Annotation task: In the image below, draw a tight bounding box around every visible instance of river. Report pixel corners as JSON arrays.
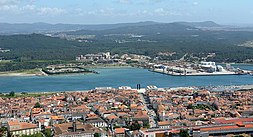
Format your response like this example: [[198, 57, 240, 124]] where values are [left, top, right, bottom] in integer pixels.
[[0, 64, 252, 92]]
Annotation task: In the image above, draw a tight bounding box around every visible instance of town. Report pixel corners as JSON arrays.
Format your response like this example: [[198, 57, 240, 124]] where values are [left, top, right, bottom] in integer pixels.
[[1, 86, 253, 137], [75, 52, 151, 67], [76, 52, 252, 76]]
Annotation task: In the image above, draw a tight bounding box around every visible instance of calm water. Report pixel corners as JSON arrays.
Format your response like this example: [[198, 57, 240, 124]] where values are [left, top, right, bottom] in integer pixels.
[[0, 64, 252, 92]]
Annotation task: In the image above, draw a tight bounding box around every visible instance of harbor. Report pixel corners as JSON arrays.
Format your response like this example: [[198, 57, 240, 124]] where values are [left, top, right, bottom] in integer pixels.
[[0, 66, 253, 92], [151, 61, 252, 76]]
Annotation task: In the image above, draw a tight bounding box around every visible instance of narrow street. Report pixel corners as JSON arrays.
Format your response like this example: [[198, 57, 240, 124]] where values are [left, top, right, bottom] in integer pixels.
[[139, 93, 157, 128]]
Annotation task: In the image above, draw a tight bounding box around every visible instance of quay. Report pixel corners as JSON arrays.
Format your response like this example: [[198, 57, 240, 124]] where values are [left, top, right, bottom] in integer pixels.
[[151, 61, 251, 76], [151, 68, 239, 76]]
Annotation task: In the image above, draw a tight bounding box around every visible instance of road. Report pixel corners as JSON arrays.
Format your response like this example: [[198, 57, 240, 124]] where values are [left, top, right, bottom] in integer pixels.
[[139, 93, 157, 128]]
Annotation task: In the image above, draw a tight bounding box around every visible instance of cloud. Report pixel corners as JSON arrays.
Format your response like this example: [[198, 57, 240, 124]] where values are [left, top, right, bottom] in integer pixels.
[[118, 0, 131, 4], [193, 2, 198, 5], [154, 8, 169, 16], [37, 7, 66, 15], [88, 8, 115, 16], [149, 0, 164, 3], [153, 8, 182, 16], [0, 0, 66, 16], [0, 0, 19, 6], [0, 0, 19, 11], [116, 0, 165, 4], [86, 8, 127, 16], [21, 4, 35, 11]]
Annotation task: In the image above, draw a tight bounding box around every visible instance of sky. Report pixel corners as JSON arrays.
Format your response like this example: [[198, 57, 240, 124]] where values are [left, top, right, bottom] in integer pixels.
[[0, 0, 253, 25]]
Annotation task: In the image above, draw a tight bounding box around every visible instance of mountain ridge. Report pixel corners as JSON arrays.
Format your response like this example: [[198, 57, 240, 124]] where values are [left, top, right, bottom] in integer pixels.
[[0, 21, 222, 35]]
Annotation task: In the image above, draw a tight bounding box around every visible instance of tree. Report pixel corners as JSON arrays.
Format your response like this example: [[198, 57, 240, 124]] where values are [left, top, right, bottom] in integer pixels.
[[9, 91, 15, 97], [21, 92, 28, 95], [179, 129, 190, 137], [21, 133, 43, 137], [129, 121, 141, 131], [0, 127, 7, 132], [43, 129, 52, 137], [84, 96, 89, 102], [143, 123, 150, 128], [34, 102, 42, 108], [94, 133, 101, 137]]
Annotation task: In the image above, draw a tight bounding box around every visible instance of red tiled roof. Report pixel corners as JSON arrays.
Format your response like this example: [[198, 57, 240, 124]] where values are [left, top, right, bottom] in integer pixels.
[[214, 118, 253, 124], [200, 123, 253, 132], [115, 128, 125, 134]]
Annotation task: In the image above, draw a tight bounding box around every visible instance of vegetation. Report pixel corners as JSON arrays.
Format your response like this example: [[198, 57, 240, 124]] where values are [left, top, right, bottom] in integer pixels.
[[0, 60, 74, 72], [0, 92, 54, 98], [21, 92, 28, 95], [21, 133, 43, 137], [34, 102, 42, 108], [84, 96, 89, 102], [0, 91, 17, 98], [128, 121, 141, 130], [179, 129, 190, 137], [43, 129, 52, 137], [187, 104, 216, 111], [143, 123, 150, 128], [8, 91, 15, 97], [0, 127, 7, 132], [94, 133, 101, 137], [2, 23, 253, 71], [0, 127, 7, 137]]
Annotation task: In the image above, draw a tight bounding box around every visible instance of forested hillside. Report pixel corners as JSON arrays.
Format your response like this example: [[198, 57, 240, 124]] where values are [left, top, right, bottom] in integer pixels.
[[1, 22, 253, 63]]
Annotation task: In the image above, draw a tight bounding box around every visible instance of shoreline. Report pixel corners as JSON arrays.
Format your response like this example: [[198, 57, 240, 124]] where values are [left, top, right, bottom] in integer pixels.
[[0, 72, 40, 77], [85, 64, 132, 69], [0, 63, 252, 77], [1, 84, 253, 94], [0, 65, 132, 77], [151, 69, 241, 76], [0, 68, 46, 77]]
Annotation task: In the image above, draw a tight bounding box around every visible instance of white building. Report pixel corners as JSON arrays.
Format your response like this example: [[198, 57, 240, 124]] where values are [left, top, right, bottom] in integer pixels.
[[7, 120, 40, 136], [200, 62, 216, 69], [76, 52, 111, 62]]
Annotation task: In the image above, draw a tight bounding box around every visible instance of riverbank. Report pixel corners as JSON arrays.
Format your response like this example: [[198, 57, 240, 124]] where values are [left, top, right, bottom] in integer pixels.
[[1, 84, 253, 96], [0, 91, 56, 98], [0, 64, 132, 76], [151, 68, 240, 76], [0, 68, 45, 77], [0, 66, 252, 92], [85, 64, 132, 69]]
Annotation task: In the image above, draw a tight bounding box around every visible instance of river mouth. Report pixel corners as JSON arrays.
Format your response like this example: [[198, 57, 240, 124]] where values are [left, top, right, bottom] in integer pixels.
[[0, 65, 252, 93]]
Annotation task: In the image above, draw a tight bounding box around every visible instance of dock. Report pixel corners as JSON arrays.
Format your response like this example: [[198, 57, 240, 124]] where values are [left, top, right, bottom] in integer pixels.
[[151, 62, 251, 76], [151, 68, 239, 76]]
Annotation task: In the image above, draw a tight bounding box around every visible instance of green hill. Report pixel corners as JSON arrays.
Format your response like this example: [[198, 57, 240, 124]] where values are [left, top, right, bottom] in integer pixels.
[[1, 22, 253, 64]]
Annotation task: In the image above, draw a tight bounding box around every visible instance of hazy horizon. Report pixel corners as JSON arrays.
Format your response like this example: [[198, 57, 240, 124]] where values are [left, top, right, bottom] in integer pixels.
[[1, 21, 253, 27], [0, 0, 253, 25]]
